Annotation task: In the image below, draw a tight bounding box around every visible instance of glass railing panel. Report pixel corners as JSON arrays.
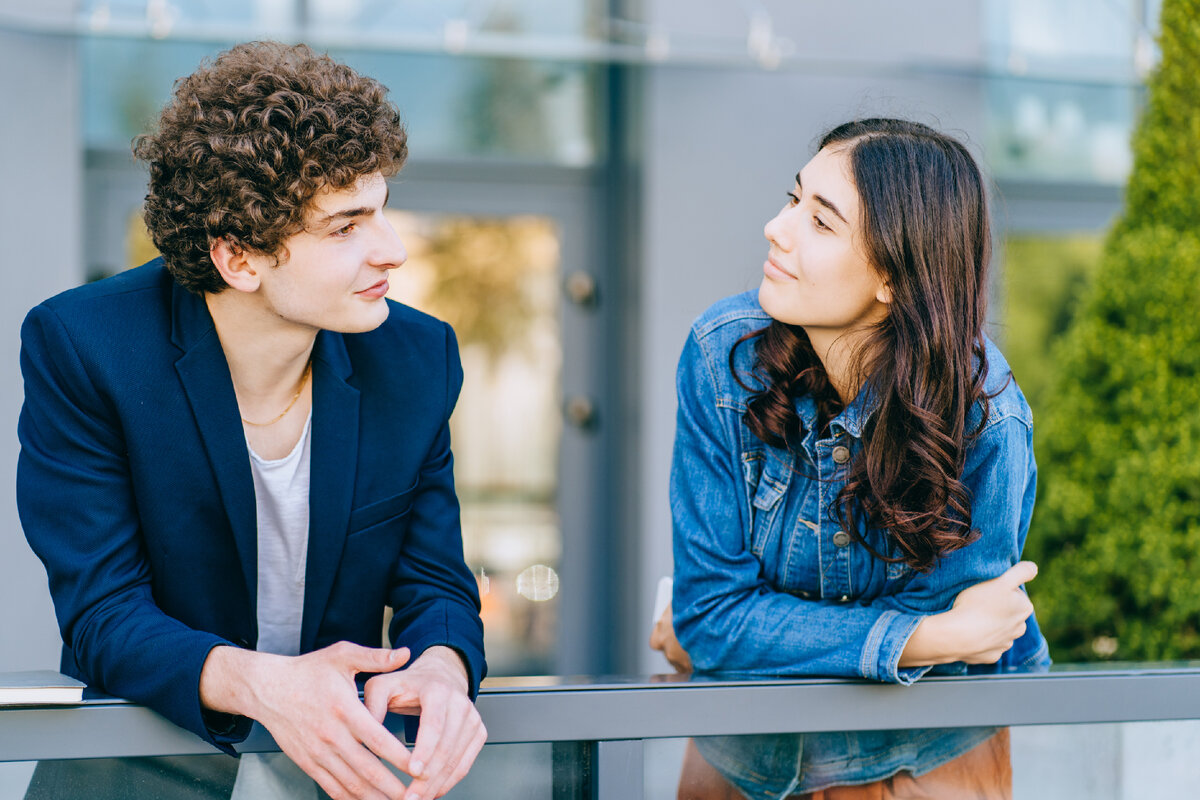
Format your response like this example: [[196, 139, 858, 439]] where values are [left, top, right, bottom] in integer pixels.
[[1, 742, 559, 799], [647, 720, 1200, 799], [9, 754, 238, 799]]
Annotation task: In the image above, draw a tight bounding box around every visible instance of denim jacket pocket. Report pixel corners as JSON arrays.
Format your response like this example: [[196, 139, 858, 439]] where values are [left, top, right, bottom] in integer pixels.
[[744, 449, 793, 560]]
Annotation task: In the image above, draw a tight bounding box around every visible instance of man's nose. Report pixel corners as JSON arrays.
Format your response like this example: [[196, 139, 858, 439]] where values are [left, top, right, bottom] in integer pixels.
[[372, 218, 407, 268]]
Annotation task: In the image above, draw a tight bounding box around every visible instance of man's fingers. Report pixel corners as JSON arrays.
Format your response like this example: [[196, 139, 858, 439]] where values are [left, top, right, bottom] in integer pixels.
[[296, 725, 404, 800], [363, 680, 390, 724], [406, 697, 445, 781], [327, 641, 411, 674], [435, 725, 488, 798], [329, 732, 409, 800], [346, 700, 413, 775], [414, 698, 475, 799]]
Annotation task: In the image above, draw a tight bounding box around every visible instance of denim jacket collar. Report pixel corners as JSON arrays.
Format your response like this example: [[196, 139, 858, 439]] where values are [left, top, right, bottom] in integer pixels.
[[795, 381, 877, 445]]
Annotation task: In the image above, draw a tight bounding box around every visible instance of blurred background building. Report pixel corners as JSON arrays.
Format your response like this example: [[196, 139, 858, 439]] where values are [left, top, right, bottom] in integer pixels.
[[0, 0, 1160, 678]]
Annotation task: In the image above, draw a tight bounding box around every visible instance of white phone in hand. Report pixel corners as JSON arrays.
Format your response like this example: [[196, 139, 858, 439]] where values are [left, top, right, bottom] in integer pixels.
[[652, 576, 673, 624]]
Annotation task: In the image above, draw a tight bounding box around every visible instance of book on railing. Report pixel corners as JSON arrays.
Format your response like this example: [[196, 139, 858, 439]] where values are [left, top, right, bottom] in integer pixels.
[[0, 670, 86, 705]]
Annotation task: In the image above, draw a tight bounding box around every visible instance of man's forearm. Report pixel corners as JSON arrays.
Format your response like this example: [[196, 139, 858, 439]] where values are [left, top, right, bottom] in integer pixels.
[[198, 644, 277, 718]]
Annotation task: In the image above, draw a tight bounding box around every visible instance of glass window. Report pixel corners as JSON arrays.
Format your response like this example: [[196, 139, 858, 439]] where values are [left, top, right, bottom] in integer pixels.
[[81, 37, 602, 166], [984, 78, 1139, 184], [77, 0, 605, 38], [384, 210, 563, 677], [982, 0, 1159, 184]]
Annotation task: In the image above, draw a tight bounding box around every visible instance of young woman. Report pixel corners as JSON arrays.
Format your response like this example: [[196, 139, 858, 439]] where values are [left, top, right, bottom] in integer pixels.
[[655, 118, 1049, 799]]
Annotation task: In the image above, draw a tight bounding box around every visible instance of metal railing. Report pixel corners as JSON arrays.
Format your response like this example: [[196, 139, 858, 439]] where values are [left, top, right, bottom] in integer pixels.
[[4, 664, 1200, 798]]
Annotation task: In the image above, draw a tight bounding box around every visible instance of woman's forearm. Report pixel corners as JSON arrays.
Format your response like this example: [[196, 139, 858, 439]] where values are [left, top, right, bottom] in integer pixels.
[[898, 562, 1038, 667], [898, 613, 956, 667]]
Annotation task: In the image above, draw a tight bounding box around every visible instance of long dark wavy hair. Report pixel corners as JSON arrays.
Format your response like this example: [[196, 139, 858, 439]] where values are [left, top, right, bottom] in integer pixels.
[[735, 118, 995, 573]]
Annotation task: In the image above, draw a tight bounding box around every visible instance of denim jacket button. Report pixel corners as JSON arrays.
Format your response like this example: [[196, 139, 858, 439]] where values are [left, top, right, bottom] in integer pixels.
[[832, 530, 851, 547], [831, 445, 851, 464]]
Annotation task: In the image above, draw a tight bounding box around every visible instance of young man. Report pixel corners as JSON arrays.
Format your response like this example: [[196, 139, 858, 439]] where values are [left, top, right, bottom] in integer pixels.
[[17, 42, 485, 800]]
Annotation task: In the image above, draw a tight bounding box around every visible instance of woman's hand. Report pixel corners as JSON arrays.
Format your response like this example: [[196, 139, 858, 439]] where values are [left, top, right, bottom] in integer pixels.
[[649, 604, 693, 673], [899, 561, 1037, 667]]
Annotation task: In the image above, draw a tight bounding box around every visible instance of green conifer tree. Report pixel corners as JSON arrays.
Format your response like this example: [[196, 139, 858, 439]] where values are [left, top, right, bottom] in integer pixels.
[[1026, 0, 1200, 661]]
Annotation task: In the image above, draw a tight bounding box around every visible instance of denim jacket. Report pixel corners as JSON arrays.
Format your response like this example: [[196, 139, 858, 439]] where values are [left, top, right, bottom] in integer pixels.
[[671, 292, 1049, 797]]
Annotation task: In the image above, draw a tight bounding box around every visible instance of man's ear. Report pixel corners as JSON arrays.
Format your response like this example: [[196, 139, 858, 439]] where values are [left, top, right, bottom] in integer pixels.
[[209, 236, 261, 293]]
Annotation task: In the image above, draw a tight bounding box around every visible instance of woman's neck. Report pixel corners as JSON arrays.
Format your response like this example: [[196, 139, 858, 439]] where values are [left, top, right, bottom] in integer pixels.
[[806, 326, 875, 405]]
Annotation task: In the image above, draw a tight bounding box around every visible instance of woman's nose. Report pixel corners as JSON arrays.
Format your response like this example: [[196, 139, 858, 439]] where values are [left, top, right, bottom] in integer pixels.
[[764, 209, 789, 250]]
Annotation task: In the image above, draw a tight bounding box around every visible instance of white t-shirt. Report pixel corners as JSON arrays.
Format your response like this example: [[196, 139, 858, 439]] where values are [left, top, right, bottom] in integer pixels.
[[246, 411, 313, 657], [234, 412, 317, 799]]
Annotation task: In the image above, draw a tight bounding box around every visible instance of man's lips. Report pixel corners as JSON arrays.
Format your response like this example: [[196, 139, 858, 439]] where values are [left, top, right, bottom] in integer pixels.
[[357, 278, 389, 299]]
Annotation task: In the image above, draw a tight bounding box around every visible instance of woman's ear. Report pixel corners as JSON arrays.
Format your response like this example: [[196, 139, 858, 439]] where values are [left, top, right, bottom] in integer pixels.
[[209, 236, 262, 293], [875, 279, 893, 305]]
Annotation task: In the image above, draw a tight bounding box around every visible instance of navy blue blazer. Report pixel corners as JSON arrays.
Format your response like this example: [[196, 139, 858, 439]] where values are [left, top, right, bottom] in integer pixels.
[[17, 261, 486, 752]]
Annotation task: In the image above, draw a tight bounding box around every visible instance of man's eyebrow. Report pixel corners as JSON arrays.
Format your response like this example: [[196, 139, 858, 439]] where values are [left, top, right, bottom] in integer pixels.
[[312, 186, 390, 228], [795, 171, 847, 225]]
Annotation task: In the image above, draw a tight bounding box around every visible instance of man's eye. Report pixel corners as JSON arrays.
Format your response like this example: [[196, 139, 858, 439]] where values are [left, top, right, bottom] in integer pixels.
[[334, 222, 356, 237]]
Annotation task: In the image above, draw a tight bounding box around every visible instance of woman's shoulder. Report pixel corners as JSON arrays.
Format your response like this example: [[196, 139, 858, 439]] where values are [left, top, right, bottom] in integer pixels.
[[680, 291, 771, 394], [690, 290, 772, 342], [971, 335, 1033, 433]]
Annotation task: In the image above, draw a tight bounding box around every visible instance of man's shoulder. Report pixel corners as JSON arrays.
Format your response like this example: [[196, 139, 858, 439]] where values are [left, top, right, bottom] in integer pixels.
[[37, 261, 171, 314], [29, 261, 173, 337]]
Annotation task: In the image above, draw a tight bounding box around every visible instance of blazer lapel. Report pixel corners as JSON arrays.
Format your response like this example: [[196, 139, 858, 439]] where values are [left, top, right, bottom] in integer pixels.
[[170, 284, 259, 613], [301, 330, 360, 652]]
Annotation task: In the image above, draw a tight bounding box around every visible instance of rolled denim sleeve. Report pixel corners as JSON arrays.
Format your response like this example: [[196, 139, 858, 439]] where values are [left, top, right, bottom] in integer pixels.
[[671, 329, 1035, 684]]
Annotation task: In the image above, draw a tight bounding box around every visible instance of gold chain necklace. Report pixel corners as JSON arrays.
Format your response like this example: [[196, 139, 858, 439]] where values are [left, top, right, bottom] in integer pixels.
[[240, 360, 312, 427]]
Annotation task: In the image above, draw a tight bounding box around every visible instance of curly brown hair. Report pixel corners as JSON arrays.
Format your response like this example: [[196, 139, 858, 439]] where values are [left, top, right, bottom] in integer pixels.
[[733, 118, 997, 573], [133, 41, 408, 294]]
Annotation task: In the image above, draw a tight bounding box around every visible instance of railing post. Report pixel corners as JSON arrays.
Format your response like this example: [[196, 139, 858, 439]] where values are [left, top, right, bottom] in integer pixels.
[[552, 740, 591, 800], [592, 739, 644, 800]]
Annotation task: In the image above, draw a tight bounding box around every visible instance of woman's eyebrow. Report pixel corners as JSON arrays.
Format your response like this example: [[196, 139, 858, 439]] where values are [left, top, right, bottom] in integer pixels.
[[795, 171, 848, 225]]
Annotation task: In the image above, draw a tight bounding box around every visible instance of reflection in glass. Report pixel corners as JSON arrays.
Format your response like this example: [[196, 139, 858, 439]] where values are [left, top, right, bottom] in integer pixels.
[[384, 210, 563, 676], [985, 77, 1138, 184], [980, 0, 1158, 185]]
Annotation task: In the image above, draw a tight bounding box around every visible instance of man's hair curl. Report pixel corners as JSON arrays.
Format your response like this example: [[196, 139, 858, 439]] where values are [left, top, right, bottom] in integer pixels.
[[133, 41, 408, 294]]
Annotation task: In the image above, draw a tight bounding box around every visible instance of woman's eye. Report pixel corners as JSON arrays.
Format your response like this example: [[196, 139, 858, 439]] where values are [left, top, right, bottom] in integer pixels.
[[785, 192, 799, 207], [813, 215, 830, 231]]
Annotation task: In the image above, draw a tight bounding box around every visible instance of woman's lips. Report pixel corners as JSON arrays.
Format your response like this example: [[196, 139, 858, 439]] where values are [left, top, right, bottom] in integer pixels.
[[357, 279, 389, 299], [763, 257, 796, 280]]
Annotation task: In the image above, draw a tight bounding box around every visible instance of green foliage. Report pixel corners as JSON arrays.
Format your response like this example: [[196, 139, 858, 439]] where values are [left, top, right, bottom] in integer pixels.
[[1026, 0, 1200, 662], [1001, 235, 1103, 415]]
